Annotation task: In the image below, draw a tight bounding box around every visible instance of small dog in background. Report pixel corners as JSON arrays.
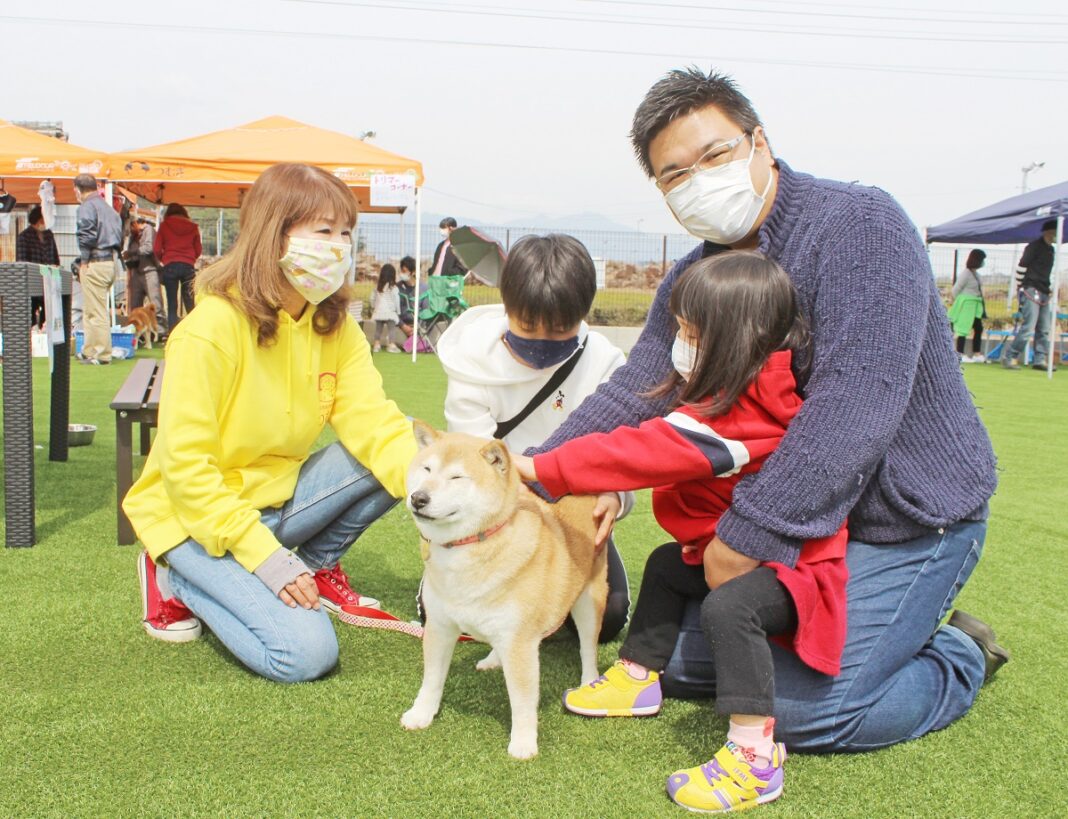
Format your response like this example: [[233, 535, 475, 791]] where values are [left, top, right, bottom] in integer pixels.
[[401, 421, 607, 760], [120, 304, 160, 349]]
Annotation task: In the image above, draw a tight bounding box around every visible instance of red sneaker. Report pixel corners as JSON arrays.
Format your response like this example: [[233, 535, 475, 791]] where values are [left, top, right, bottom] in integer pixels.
[[137, 551, 202, 643], [313, 563, 381, 612]]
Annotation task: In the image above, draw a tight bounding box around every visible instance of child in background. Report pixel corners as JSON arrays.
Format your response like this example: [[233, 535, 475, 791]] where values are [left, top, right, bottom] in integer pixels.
[[514, 251, 849, 814], [371, 263, 401, 353], [435, 233, 631, 641], [397, 256, 417, 339]]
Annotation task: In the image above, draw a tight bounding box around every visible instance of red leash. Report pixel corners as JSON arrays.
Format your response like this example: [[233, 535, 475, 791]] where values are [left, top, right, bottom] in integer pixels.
[[336, 605, 475, 642]]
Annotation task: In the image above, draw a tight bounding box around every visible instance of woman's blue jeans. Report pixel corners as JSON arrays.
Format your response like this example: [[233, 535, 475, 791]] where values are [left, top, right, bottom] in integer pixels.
[[165, 443, 398, 683], [662, 520, 988, 752]]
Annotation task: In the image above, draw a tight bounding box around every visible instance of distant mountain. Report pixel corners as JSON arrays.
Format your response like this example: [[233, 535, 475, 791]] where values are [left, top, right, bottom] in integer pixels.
[[498, 212, 635, 232]]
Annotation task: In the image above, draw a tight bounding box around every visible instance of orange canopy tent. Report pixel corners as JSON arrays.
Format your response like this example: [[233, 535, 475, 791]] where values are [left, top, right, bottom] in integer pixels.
[[107, 115, 424, 212], [0, 118, 109, 205]]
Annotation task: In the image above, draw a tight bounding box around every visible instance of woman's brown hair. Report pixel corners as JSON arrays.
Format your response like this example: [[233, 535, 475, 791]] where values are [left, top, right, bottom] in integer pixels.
[[651, 250, 810, 417], [196, 163, 357, 347]]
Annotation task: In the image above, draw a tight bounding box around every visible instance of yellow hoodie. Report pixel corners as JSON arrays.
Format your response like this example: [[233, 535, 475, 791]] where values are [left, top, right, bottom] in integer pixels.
[[123, 295, 416, 572]]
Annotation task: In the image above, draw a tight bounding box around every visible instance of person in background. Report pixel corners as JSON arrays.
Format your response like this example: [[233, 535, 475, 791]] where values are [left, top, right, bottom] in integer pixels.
[[73, 173, 123, 365], [1002, 219, 1056, 371], [16, 204, 60, 328], [948, 249, 986, 364], [428, 216, 467, 277], [397, 255, 417, 339], [370, 262, 401, 353], [126, 219, 167, 335], [154, 203, 202, 330]]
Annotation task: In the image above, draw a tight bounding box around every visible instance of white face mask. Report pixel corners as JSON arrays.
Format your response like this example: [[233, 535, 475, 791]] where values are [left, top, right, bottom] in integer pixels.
[[671, 334, 698, 380], [664, 140, 772, 246], [278, 236, 352, 305], [440, 229, 449, 239]]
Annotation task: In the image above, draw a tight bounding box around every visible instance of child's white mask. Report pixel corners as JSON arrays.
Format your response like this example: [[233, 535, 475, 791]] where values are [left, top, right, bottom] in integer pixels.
[[671, 334, 698, 380], [279, 237, 352, 305]]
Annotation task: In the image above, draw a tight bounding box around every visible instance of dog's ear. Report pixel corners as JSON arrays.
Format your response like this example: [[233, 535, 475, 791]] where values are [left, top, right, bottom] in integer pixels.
[[412, 419, 441, 450], [479, 440, 511, 477]]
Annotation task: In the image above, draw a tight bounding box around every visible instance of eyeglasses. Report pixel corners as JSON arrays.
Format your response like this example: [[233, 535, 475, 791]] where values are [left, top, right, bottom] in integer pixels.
[[655, 133, 750, 192]]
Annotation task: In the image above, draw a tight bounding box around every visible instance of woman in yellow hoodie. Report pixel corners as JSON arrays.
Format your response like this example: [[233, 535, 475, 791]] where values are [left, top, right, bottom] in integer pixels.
[[125, 163, 417, 682]]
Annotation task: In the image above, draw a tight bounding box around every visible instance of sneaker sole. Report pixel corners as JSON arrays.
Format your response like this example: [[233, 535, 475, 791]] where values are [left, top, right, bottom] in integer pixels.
[[667, 781, 783, 814], [562, 694, 661, 718], [320, 597, 381, 614], [137, 552, 202, 643]]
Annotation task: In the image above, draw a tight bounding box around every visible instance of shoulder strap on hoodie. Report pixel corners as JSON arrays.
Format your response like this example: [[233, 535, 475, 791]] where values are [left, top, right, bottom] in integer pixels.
[[494, 342, 586, 440]]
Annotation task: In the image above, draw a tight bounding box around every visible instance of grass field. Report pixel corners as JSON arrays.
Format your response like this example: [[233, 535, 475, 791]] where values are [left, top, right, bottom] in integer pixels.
[[0, 352, 1065, 818]]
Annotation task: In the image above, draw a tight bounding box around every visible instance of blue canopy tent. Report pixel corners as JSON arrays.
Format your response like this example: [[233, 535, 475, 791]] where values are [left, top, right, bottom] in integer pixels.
[[927, 181, 1066, 377]]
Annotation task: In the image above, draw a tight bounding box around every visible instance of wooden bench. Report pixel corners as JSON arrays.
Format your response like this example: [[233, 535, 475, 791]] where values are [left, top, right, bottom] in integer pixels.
[[110, 359, 165, 545]]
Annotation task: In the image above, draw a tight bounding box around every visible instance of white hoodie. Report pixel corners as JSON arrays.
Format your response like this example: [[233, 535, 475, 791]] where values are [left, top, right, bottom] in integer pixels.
[[437, 304, 626, 454]]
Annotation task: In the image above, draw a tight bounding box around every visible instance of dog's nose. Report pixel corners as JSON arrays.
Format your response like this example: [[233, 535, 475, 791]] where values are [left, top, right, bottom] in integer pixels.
[[410, 490, 430, 510]]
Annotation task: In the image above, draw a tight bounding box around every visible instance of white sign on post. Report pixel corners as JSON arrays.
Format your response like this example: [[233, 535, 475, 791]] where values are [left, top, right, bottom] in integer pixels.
[[370, 173, 416, 208]]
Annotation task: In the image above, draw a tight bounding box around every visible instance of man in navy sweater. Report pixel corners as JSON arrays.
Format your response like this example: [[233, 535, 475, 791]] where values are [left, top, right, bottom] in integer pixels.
[[532, 68, 1005, 753]]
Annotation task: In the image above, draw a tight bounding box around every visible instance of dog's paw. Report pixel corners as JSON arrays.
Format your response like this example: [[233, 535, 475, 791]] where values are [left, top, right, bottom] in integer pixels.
[[507, 737, 539, 760], [401, 706, 436, 731], [475, 650, 501, 672]]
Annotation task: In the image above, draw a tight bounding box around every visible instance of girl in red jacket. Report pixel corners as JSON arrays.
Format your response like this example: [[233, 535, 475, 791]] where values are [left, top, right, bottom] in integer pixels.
[[515, 251, 848, 814]]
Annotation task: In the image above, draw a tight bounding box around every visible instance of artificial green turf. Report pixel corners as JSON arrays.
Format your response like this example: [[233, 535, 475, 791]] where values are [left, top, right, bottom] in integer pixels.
[[0, 352, 1065, 817]]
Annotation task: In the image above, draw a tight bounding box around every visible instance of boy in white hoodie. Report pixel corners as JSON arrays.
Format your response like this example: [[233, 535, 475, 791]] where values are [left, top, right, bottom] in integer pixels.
[[436, 234, 631, 640]]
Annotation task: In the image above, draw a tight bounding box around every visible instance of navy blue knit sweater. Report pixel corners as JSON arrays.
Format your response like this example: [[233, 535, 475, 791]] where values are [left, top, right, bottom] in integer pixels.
[[533, 160, 997, 567]]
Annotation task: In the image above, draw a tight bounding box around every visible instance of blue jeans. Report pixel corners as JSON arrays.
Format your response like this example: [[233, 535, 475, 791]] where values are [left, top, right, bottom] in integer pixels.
[[1007, 287, 1051, 364], [165, 443, 398, 683], [662, 520, 987, 752]]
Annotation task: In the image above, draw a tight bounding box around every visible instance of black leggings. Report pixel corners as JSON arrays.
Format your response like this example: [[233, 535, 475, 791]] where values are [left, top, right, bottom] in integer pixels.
[[162, 262, 196, 331], [619, 543, 796, 716], [955, 318, 983, 355]]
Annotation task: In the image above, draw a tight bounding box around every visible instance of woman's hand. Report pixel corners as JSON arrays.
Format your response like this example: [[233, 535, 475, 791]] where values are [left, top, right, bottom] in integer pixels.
[[592, 493, 621, 552], [512, 454, 537, 483], [703, 536, 760, 590], [279, 573, 321, 609]]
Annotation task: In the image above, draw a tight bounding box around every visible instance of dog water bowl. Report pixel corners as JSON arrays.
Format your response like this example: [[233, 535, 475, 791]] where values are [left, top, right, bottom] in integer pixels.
[[68, 424, 97, 446]]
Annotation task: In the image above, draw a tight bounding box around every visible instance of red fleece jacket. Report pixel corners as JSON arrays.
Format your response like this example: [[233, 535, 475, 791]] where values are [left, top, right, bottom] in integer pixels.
[[154, 215, 202, 267], [534, 350, 849, 676]]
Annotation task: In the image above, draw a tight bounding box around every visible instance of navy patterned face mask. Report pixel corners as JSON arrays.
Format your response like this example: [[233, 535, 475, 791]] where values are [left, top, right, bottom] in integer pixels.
[[504, 331, 580, 369]]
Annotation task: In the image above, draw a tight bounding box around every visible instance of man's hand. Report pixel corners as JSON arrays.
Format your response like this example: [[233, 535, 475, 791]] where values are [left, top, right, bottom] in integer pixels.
[[77, 262, 88, 277], [512, 453, 536, 483], [279, 573, 320, 610], [592, 493, 621, 553], [703, 536, 759, 590]]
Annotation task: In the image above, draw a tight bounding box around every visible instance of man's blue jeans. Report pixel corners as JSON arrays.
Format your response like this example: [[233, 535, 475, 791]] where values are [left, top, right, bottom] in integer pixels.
[[1007, 287, 1051, 364], [661, 520, 988, 752], [165, 443, 398, 683]]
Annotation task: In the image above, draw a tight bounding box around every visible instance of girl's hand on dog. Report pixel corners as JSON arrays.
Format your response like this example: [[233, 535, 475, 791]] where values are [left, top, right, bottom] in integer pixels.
[[592, 493, 620, 552], [280, 573, 321, 609], [512, 454, 537, 483]]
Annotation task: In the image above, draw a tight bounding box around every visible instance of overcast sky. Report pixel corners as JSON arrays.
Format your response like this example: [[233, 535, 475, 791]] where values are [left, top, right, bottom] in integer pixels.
[[4, 0, 1065, 234]]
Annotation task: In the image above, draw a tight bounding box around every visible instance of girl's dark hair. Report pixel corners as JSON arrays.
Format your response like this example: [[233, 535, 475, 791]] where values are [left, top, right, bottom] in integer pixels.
[[164, 203, 189, 219], [966, 249, 986, 270], [650, 250, 809, 417], [377, 263, 397, 292]]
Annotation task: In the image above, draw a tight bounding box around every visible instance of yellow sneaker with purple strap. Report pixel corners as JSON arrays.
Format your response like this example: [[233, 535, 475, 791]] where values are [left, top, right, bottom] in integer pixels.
[[562, 660, 662, 717], [666, 740, 786, 813]]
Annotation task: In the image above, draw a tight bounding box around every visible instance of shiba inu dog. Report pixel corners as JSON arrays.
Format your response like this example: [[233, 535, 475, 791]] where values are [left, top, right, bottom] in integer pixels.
[[400, 421, 607, 760], [120, 304, 160, 349]]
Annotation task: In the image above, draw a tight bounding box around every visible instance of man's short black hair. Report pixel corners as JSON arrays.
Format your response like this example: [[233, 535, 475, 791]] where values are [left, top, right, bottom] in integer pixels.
[[1041, 219, 1058, 233], [73, 173, 98, 193], [400, 255, 415, 273], [500, 234, 597, 332], [630, 66, 763, 178], [28, 205, 44, 226], [439, 216, 458, 229]]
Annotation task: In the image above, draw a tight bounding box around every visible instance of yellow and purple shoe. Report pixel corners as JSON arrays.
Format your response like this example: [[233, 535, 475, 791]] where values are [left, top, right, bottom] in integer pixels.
[[666, 741, 786, 813], [562, 661, 662, 717]]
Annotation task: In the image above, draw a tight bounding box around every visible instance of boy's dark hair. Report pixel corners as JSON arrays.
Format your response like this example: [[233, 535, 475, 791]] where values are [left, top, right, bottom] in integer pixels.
[[966, 249, 986, 270], [377, 263, 397, 292], [630, 67, 763, 178], [651, 250, 809, 418], [500, 234, 597, 333], [399, 255, 415, 273], [28, 205, 44, 225], [439, 216, 457, 229]]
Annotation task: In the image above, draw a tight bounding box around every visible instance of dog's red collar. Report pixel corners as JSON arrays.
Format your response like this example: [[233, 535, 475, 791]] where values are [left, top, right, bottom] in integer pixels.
[[441, 516, 513, 549]]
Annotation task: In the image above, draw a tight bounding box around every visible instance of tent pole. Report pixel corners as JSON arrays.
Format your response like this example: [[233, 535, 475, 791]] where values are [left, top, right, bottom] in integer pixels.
[[400, 208, 406, 260], [412, 188, 422, 363], [1049, 216, 1063, 379]]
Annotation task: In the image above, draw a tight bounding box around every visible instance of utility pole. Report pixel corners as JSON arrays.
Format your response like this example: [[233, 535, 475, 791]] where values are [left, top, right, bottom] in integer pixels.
[[1021, 160, 1045, 194]]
